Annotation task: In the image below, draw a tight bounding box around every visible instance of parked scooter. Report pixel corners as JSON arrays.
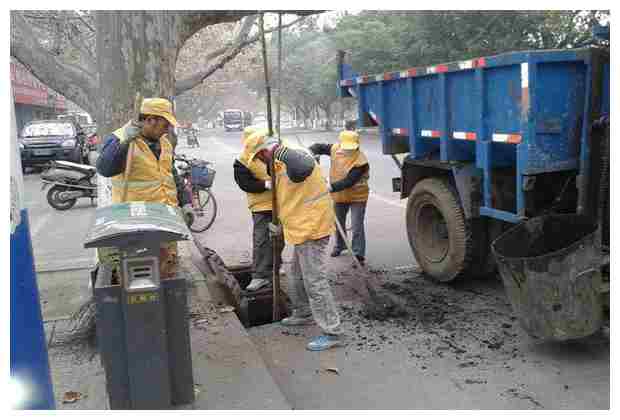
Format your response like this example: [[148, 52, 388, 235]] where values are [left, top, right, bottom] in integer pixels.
[[41, 160, 97, 210]]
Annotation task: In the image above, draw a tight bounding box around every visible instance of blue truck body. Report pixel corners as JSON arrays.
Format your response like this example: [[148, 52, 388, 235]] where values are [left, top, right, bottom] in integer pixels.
[[338, 46, 609, 283], [339, 47, 609, 223]]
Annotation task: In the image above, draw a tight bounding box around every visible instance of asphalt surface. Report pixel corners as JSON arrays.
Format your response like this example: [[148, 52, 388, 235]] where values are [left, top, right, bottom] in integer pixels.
[[23, 127, 610, 410], [188, 128, 610, 410]]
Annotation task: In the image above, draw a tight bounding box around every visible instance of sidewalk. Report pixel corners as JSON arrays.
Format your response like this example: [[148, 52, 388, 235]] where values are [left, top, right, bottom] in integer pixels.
[[46, 240, 290, 410]]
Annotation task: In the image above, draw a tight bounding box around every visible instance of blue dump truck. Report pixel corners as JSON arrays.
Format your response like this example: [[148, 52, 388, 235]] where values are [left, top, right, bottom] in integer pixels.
[[338, 38, 609, 340]]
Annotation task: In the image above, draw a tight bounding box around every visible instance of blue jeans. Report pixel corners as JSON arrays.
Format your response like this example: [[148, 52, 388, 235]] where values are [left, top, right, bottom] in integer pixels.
[[333, 201, 367, 257]]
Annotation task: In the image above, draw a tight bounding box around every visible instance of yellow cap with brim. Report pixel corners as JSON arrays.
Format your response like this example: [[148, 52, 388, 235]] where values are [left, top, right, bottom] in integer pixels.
[[247, 132, 279, 162], [141, 98, 178, 127], [243, 127, 269, 146], [339, 130, 360, 150]]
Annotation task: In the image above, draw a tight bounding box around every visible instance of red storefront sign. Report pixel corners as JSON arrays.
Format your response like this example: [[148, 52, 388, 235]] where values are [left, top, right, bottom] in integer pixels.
[[11, 61, 66, 110]]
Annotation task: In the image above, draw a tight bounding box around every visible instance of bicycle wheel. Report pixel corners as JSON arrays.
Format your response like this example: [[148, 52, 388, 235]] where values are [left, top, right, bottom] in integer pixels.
[[189, 188, 218, 233]]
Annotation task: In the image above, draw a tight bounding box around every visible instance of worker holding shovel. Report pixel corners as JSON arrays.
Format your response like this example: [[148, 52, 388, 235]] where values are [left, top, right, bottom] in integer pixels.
[[247, 131, 345, 352], [309, 128, 370, 266]]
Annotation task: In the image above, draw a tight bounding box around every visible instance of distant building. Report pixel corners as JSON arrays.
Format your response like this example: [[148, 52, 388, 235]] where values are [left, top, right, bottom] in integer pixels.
[[11, 59, 67, 132]]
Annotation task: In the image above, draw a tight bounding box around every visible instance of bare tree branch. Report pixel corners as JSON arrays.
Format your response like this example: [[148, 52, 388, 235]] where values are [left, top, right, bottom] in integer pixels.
[[175, 11, 259, 48], [11, 11, 96, 115], [175, 15, 257, 95], [66, 27, 97, 74], [202, 16, 307, 63], [175, 10, 322, 49]]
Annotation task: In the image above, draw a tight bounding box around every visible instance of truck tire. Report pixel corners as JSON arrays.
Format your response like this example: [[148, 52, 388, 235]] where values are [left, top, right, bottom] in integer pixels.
[[406, 177, 472, 282]]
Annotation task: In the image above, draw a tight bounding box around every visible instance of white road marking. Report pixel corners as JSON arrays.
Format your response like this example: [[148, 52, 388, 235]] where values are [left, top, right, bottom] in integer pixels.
[[369, 191, 407, 209]]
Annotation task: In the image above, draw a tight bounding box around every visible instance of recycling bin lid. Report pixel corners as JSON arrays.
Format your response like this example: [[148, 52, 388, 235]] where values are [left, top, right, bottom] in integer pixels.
[[84, 202, 191, 249]]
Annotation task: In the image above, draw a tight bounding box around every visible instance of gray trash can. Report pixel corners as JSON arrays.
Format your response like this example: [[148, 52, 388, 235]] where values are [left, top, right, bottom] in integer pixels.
[[85, 202, 195, 409]]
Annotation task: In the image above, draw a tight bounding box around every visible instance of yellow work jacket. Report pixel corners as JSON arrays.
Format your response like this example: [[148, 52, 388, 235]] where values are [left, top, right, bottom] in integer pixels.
[[329, 144, 370, 203], [274, 153, 335, 245], [110, 122, 178, 206], [238, 146, 273, 213]]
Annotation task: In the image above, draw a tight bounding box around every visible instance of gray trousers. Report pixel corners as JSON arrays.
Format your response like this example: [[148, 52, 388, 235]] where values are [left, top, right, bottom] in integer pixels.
[[252, 211, 282, 280], [288, 237, 343, 336], [334, 201, 367, 257]]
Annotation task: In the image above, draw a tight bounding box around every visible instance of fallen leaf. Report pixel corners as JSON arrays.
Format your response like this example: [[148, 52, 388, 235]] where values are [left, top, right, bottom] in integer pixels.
[[325, 367, 340, 375], [62, 391, 82, 404]]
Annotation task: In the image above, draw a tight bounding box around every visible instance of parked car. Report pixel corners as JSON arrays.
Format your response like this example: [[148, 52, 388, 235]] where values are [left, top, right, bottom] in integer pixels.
[[19, 119, 87, 171]]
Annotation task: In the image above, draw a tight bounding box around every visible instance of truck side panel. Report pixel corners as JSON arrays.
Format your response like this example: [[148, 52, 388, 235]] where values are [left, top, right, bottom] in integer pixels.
[[340, 48, 606, 223]]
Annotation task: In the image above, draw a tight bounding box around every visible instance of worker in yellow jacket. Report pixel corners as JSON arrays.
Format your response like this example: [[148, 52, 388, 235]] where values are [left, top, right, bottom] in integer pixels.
[[233, 127, 283, 291], [97, 98, 188, 279], [247, 132, 344, 352], [309, 129, 370, 265]]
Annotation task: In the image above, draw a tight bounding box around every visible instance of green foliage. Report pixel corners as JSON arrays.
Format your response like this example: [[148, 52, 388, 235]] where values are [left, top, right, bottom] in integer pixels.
[[247, 10, 608, 123], [248, 18, 341, 122], [332, 10, 609, 74]]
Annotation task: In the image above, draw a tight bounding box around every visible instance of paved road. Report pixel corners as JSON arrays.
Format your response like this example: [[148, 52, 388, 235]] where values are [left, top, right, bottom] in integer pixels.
[[23, 170, 96, 320], [23, 127, 609, 410], [186, 128, 609, 410]]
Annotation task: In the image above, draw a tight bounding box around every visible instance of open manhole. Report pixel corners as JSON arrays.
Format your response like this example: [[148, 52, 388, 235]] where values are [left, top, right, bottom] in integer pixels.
[[229, 267, 289, 328]]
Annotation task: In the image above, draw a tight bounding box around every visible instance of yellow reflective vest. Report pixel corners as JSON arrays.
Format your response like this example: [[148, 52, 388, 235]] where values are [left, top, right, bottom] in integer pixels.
[[110, 122, 178, 206], [329, 144, 370, 203], [274, 153, 335, 245], [238, 145, 273, 213]]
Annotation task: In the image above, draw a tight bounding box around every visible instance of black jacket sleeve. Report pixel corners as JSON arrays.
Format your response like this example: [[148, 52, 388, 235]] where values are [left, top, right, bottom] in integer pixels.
[[233, 159, 268, 193], [96, 134, 131, 177], [308, 143, 333, 156], [331, 163, 369, 193]]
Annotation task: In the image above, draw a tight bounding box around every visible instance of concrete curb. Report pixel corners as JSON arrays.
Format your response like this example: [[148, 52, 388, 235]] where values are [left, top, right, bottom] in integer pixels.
[[178, 241, 292, 410]]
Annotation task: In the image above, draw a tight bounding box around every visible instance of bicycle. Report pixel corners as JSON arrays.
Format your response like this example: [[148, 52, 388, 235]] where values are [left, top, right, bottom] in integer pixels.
[[175, 154, 218, 233]]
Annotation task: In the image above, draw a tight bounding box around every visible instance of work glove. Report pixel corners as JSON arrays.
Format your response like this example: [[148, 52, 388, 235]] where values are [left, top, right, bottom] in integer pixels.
[[268, 222, 283, 239], [264, 180, 272, 190], [326, 183, 333, 193], [121, 120, 143, 144]]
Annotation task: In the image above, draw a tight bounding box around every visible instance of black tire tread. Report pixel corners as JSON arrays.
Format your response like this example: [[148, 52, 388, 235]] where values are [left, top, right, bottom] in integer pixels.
[[406, 177, 473, 282]]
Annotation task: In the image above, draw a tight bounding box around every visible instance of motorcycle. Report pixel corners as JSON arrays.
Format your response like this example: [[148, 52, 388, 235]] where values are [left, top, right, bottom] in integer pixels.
[[41, 160, 97, 210]]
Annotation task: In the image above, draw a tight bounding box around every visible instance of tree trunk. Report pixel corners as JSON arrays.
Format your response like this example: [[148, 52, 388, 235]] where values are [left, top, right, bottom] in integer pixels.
[[95, 11, 180, 135], [322, 103, 332, 131], [95, 11, 182, 206]]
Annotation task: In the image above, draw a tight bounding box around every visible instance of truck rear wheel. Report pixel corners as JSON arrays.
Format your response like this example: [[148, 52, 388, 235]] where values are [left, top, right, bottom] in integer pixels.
[[406, 177, 472, 282]]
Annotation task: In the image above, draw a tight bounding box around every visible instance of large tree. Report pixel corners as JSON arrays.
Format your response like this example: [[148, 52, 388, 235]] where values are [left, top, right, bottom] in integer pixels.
[[11, 10, 318, 135]]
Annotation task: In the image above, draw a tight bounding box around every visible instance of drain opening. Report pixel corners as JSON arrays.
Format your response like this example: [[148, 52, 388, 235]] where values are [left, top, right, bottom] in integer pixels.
[[229, 268, 289, 328]]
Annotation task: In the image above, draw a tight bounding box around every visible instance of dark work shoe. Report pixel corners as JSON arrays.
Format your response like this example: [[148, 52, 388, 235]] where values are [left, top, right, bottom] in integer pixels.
[[355, 256, 365, 266], [330, 248, 344, 257]]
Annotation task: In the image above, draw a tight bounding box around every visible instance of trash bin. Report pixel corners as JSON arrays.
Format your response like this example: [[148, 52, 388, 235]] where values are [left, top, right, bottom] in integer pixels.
[[85, 202, 195, 409], [491, 214, 604, 341]]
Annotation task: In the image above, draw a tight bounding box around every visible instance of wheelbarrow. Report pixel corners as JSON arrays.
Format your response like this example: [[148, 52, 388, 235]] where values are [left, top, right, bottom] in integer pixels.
[[492, 214, 608, 341]]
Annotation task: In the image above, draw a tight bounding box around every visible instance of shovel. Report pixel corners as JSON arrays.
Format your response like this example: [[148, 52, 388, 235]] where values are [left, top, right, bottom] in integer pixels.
[[293, 133, 401, 318]]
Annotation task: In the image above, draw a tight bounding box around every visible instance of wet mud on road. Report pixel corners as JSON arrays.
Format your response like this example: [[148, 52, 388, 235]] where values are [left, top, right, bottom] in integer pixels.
[[248, 265, 609, 409]]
